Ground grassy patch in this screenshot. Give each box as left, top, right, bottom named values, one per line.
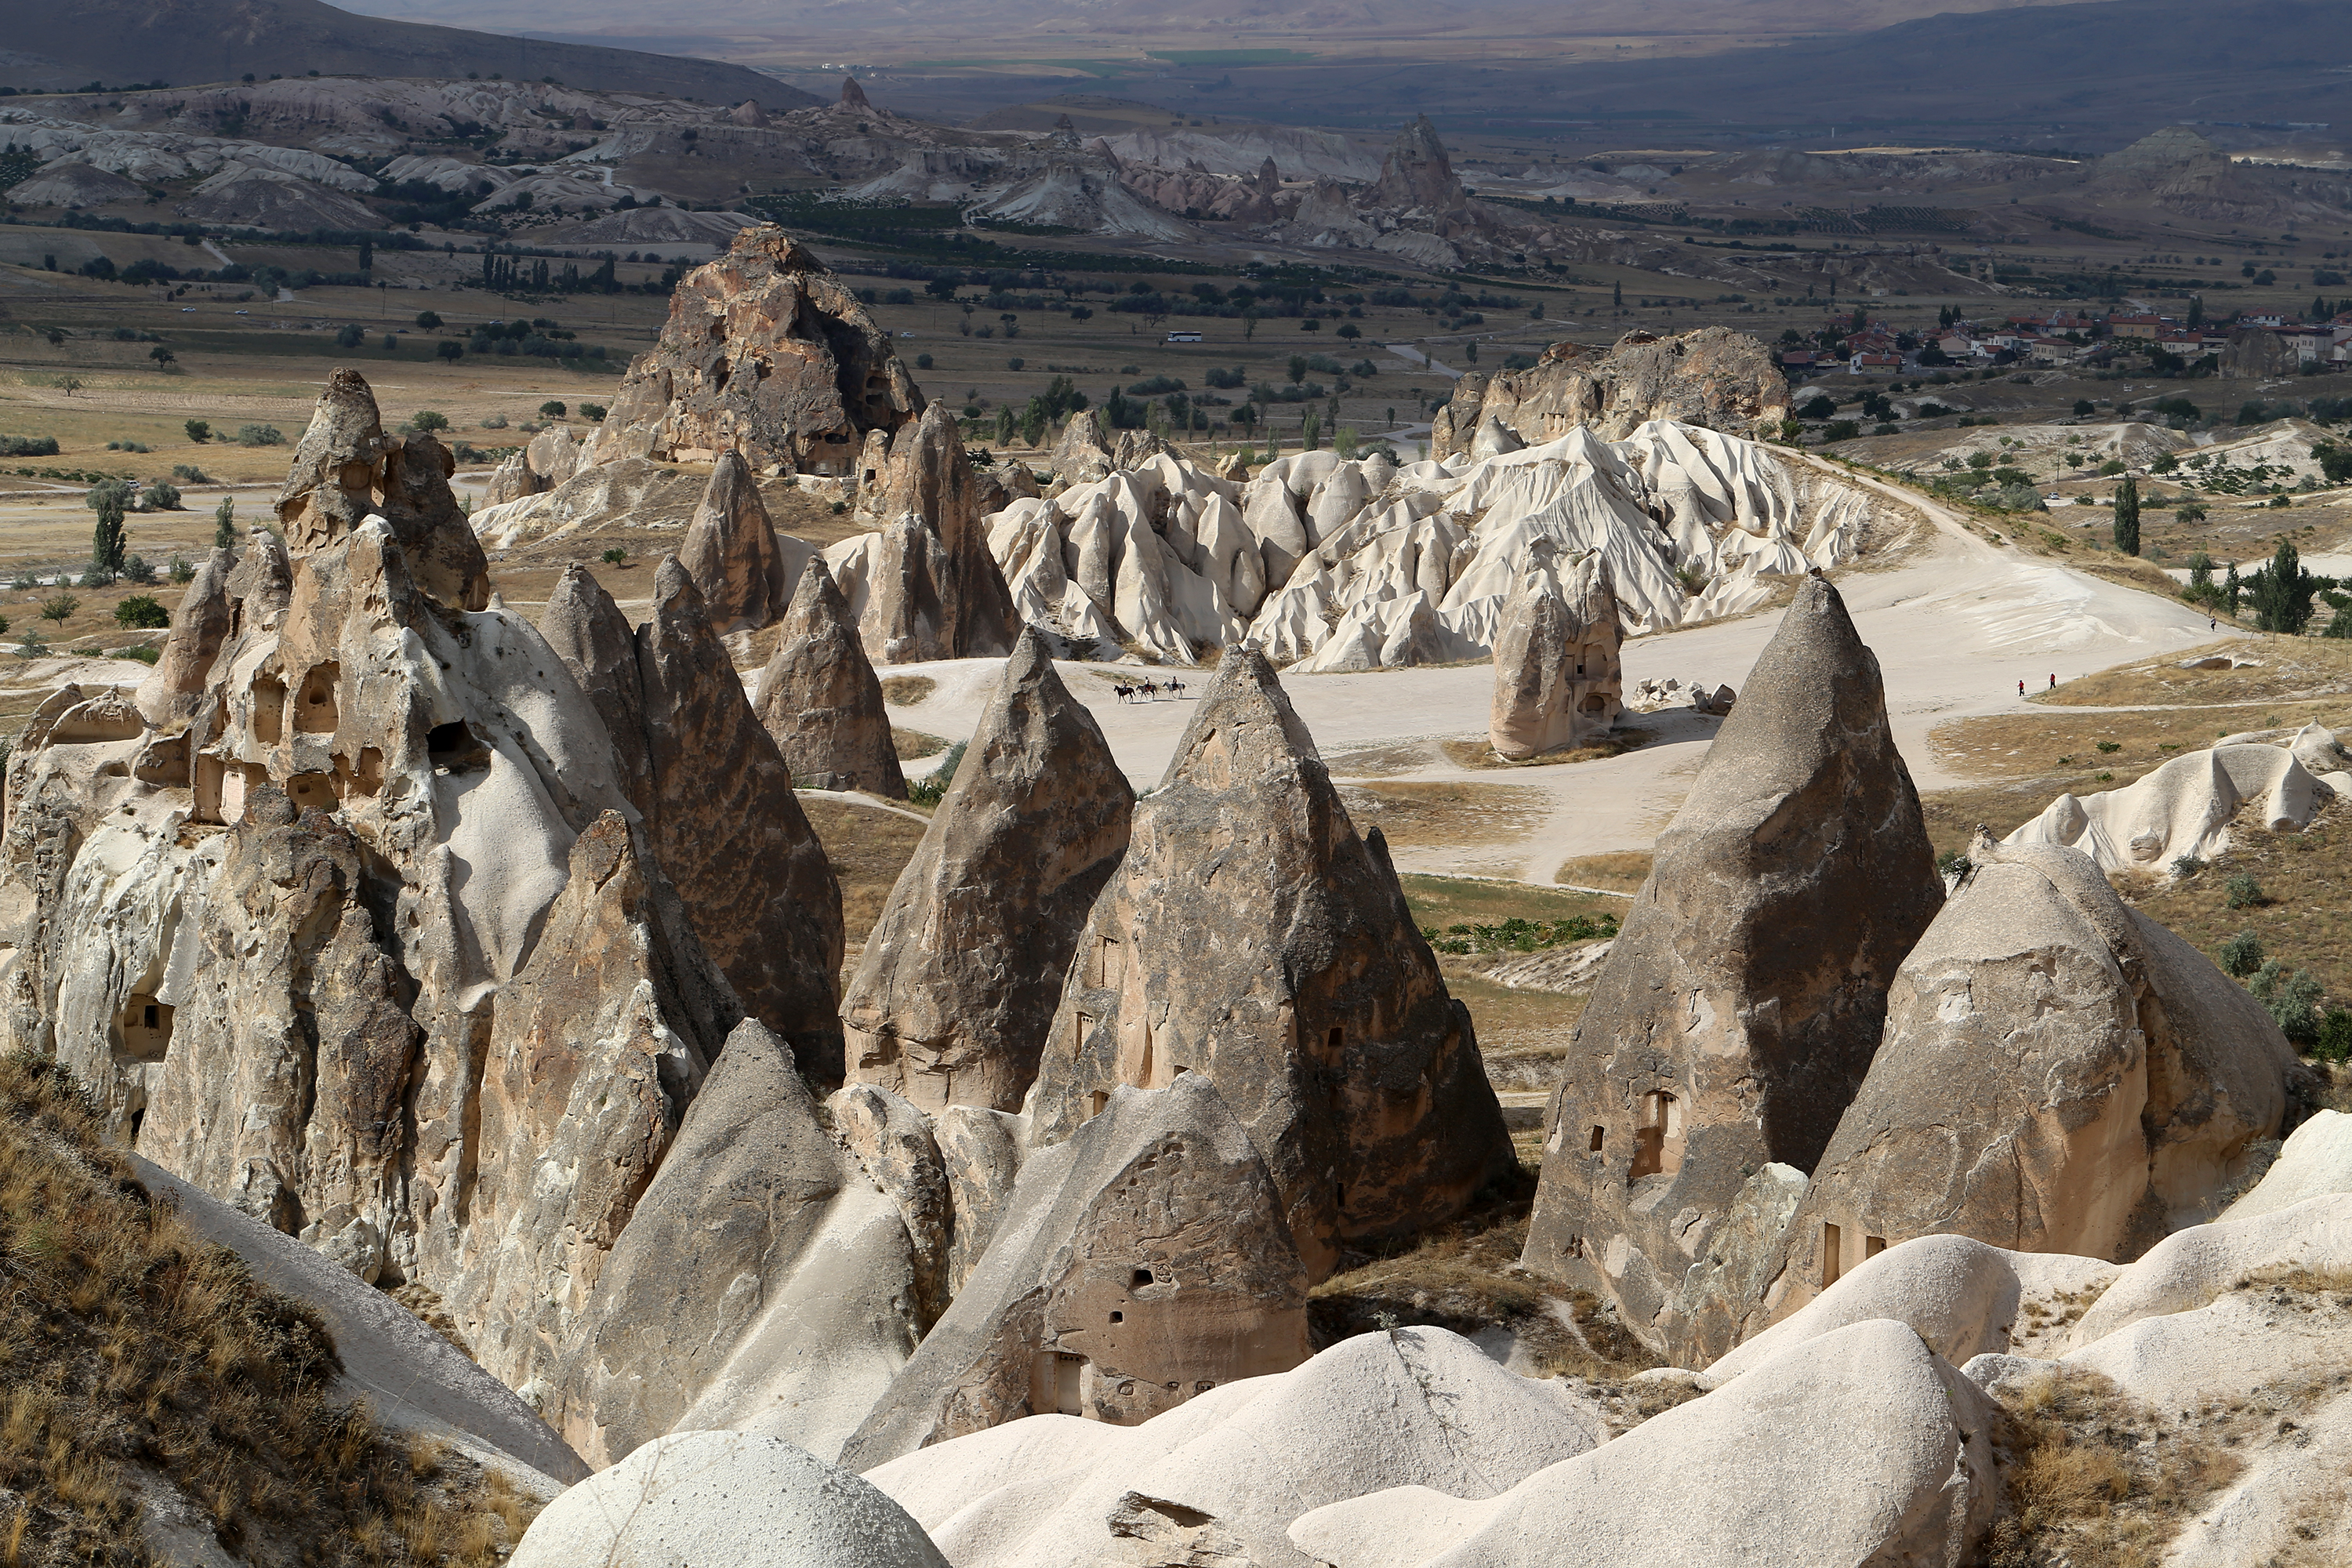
left=891, top=728, right=949, bottom=760
left=1338, top=781, right=1550, bottom=853
left=1399, top=873, right=1621, bottom=929
left=1439, top=728, right=1653, bottom=770
left=0, top=1053, right=532, bottom=1566
left=879, top=675, right=936, bottom=707
left=2038, top=637, right=2352, bottom=707
left=798, top=797, right=927, bottom=953
left=1446, top=967, right=1585, bottom=1088
left=1554, top=851, right=1653, bottom=894
left=1929, top=702, right=2352, bottom=785
left=2133, top=811, right=2352, bottom=1011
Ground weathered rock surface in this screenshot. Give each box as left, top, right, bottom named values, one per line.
left=753, top=558, right=906, bottom=797
left=1522, top=574, right=1943, bottom=1363
left=838, top=1075, right=1313, bottom=1467
left=132, top=546, right=237, bottom=729
left=1285, top=1320, right=1998, bottom=1568
left=536, top=563, right=651, bottom=810
left=866, top=1327, right=1605, bottom=1568
left=597, top=225, right=924, bottom=474
left=546, top=1020, right=923, bottom=1468
left=841, top=630, right=1131, bottom=1111
left=1763, top=833, right=2296, bottom=1329
left=2220, top=1108, right=2352, bottom=1221
left=1026, top=648, right=1511, bottom=1279
left=1047, top=408, right=1115, bottom=484
left=446, top=811, right=737, bottom=1399
left=834, top=403, right=1018, bottom=663
left=1435, top=328, right=1792, bottom=456
left=678, top=450, right=793, bottom=632
left=511, top=1431, right=948, bottom=1568
left=1488, top=543, right=1622, bottom=760
left=638, top=557, right=846, bottom=1080
left=2003, top=729, right=2340, bottom=877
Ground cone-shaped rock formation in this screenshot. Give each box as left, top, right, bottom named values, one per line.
left=1756, top=832, right=2296, bottom=1337
left=841, top=404, right=1018, bottom=665
left=753, top=558, right=906, bottom=797
left=838, top=1074, right=1312, bottom=1468
left=679, top=450, right=790, bottom=633
left=639, top=557, right=847, bottom=1082
left=841, top=630, right=1132, bottom=1110
left=1522, top=573, right=1943, bottom=1362
left=1024, top=647, right=1511, bottom=1279
left=596, top=226, right=923, bottom=474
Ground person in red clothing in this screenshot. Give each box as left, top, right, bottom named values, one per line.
left=2018, top=680, right=2026, bottom=697
left=2049, top=673, right=2056, bottom=690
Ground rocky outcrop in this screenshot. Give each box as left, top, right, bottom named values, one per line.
left=545, top=1020, right=924, bottom=1468
left=132, top=546, right=236, bottom=729
left=1048, top=409, right=1115, bottom=484
left=834, top=404, right=1018, bottom=665
left=1521, top=575, right=1943, bottom=1363
left=841, top=630, right=1132, bottom=1111
left=1434, top=328, right=1792, bottom=456
left=537, top=564, right=652, bottom=811
left=838, top=1074, right=1313, bottom=1468
left=1487, top=543, right=1622, bottom=760
left=679, top=451, right=791, bottom=633
left=2003, top=727, right=2343, bottom=877
left=1025, top=648, right=1512, bottom=1279
left=752, top=559, right=905, bottom=797
left=1759, top=832, right=2297, bottom=1332
left=1368, top=114, right=1467, bottom=216
left=637, top=557, right=846, bottom=1082
left=485, top=425, right=583, bottom=506
left=448, top=811, right=739, bottom=1399
left=596, top=225, right=924, bottom=476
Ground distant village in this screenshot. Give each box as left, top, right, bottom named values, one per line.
left=1779, top=303, right=2350, bottom=379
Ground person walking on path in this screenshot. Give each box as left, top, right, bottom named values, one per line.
left=2049, top=673, right=2056, bottom=690
left=2018, top=680, right=2026, bottom=697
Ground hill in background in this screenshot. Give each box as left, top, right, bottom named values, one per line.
left=0, top=0, right=814, bottom=105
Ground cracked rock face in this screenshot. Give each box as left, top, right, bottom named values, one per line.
left=597, top=224, right=924, bottom=475
left=841, top=629, right=1131, bottom=1112
left=841, top=404, right=1018, bottom=665
left=1522, top=575, right=1943, bottom=1363
left=679, top=450, right=791, bottom=633
left=1023, top=647, right=1511, bottom=1281
left=1487, top=544, right=1623, bottom=761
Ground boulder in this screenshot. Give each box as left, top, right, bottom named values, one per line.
left=637, top=557, right=846, bottom=1082
left=524, top=425, right=581, bottom=491
left=838, top=1075, right=1313, bottom=1467
left=1050, top=409, right=1116, bottom=484
left=596, top=225, right=923, bottom=475
left=1025, top=648, right=1512, bottom=1279
left=510, top=1431, right=947, bottom=1568
left=752, top=557, right=906, bottom=797
left=544, top=1020, right=922, bottom=1468
left=1488, top=544, right=1622, bottom=760
left=866, top=1327, right=1605, bottom=1568
left=1764, top=833, right=2296, bottom=1329
left=1284, top=1320, right=1998, bottom=1568
left=841, top=630, right=1132, bottom=1112
left=678, top=450, right=792, bottom=632
left=1522, top=574, right=1944, bottom=1363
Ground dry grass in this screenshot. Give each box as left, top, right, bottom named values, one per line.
left=2038, top=637, right=2352, bottom=708
left=1308, top=1160, right=1657, bottom=1393
left=1554, top=851, right=1653, bottom=894
left=2133, top=809, right=2352, bottom=1009
left=2063, top=550, right=2197, bottom=601
left=1337, top=781, right=1552, bottom=854
left=1438, top=727, right=1653, bottom=771
left=1931, top=702, right=2352, bottom=785
left=891, top=728, right=949, bottom=760
left=1988, top=1367, right=2245, bottom=1568
left=879, top=676, right=936, bottom=707
left=1397, top=873, right=1621, bottom=931
left=799, top=797, right=928, bottom=953
left=0, top=1052, right=532, bottom=1567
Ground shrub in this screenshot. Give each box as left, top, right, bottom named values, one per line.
left=107, top=642, right=162, bottom=664
left=0, top=434, right=60, bottom=457
left=168, top=555, right=194, bottom=583
left=2170, top=854, right=2205, bottom=878
left=2225, top=873, right=2264, bottom=909
left=1934, top=849, right=1973, bottom=880
left=410, top=410, right=450, bottom=432
left=38, top=594, right=77, bottom=622
left=436, top=341, right=463, bottom=363
left=14, top=628, right=48, bottom=659
left=119, top=555, right=155, bottom=585
left=141, top=480, right=180, bottom=511
left=170, top=464, right=208, bottom=484
left=539, top=401, right=566, bottom=419
left=2249, top=960, right=2322, bottom=1044
left=481, top=414, right=508, bottom=430
left=2318, top=1008, right=2352, bottom=1064
left=579, top=403, right=607, bottom=422
left=600, top=546, right=630, bottom=564
left=235, top=424, right=284, bottom=447
left=416, top=310, right=442, bottom=330
left=183, top=419, right=209, bottom=443
left=335, top=323, right=365, bottom=348
left=1821, top=420, right=1860, bottom=441
left=2220, top=927, right=2264, bottom=977
left=114, top=595, right=169, bottom=629
left=908, top=740, right=967, bottom=808
left=916, top=354, right=932, bottom=369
